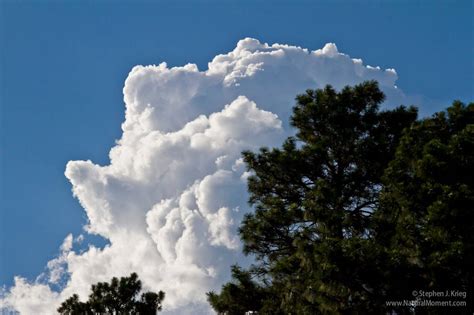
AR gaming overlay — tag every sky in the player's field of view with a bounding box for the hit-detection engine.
[0,0,472,314]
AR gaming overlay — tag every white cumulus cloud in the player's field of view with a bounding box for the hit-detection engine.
[0,38,409,314]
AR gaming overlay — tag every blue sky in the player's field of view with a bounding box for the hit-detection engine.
[0,0,472,293]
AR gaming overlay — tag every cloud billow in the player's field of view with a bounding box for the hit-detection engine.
[0,38,406,314]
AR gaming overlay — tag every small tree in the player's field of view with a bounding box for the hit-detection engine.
[58,273,165,315]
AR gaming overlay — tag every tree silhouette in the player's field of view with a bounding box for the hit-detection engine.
[58,273,165,315]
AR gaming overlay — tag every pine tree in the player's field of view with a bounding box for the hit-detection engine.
[209,82,473,313]
[58,273,165,315]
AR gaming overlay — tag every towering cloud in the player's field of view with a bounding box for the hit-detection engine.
[1,38,407,314]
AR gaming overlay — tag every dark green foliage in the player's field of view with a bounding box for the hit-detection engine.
[57,273,165,315]
[57,294,90,314]
[207,266,282,315]
[208,81,473,314]
[372,101,474,313]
